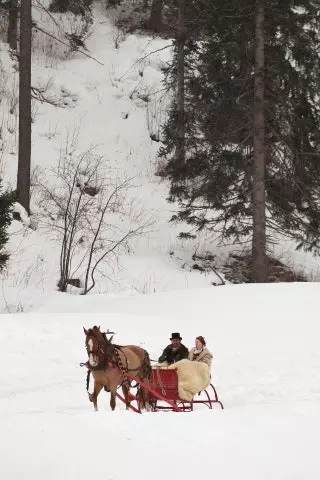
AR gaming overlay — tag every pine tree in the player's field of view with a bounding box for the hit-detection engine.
[159,0,202,177]
[160,0,320,272]
[0,0,18,50]
[147,0,164,32]
[7,0,18,50]
[0,181,14,270]
[252,0,266,281]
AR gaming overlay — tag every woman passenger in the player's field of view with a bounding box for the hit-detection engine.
[188,336,213,368]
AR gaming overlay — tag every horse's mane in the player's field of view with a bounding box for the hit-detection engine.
[87,326,124,349]
[102,332,123,349]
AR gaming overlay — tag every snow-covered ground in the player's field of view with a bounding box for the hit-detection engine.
[1,7,320,478]
[1,283,320,479]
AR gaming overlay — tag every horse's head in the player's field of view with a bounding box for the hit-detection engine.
[84,326,110,368]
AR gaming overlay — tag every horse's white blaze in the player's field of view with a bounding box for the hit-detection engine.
[88,339,98,366]
[89,354,97,366]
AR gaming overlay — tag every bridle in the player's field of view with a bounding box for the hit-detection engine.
[86,336,106,357]
[85,330,114,370]
[85,328,130,384]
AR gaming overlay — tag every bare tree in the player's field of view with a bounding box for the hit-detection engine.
[252,0,266,282]
[83,180,147,294]
[17,0,32,214]
[7,0,18,50]
[36,149,152,293]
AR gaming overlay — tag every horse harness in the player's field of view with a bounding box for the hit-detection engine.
[81,331,133,391]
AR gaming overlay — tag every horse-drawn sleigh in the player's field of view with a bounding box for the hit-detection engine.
[81,326,224,413]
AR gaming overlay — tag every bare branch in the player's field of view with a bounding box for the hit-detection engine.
[118,44,173,81]
[31,85,66,108]
[85,225,146,295]
[33,24,104,66]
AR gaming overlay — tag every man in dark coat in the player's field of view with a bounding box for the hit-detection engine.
[158,333,189,365]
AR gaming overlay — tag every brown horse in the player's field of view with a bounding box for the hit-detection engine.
[83,326,151,412]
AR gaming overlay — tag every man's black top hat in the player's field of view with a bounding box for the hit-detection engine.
[170,332,182,340]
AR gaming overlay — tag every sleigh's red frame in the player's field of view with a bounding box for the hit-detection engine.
[115,366,224,413]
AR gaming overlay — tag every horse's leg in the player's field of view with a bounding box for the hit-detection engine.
[134,368,150,412]
[110,391,116,411]
[88,381,103,411]
[140,351,152,411]
[141,377,151,412]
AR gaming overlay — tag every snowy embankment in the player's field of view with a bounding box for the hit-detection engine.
[1,5,223,310]
[1,5,320,314]
[1,283,320,479]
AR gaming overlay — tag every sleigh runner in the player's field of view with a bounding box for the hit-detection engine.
[82,326,224,413]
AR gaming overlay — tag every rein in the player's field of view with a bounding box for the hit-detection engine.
[80,349,131,392]
[80,361,91,391]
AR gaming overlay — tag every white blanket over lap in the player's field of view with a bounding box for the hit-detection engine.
[167,359,211,401]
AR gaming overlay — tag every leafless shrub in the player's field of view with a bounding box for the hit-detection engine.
[32,6,96,66]
[39,121,60,140]
[31,79,79,108]
[112,28,128,49]
[60,122,81,159]
[146,94,166,142]
[0,61,18,156]
[35,147,153,293]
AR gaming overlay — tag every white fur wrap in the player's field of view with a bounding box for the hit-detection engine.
[167,359,211,401]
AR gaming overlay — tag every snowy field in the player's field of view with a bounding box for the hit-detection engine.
[1,4,320,479]
[1,283,320,479]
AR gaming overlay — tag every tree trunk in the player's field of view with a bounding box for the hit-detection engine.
[147,0,164,32]
[17,0,32,215]
[252,0,266,282]
[7,0,18,50]
[176,0,185,167]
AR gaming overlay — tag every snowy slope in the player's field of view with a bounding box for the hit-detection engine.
[1,283,320,479]
[1,4,320,313]
[1,4,228,311]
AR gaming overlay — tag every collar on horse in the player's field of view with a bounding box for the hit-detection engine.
[82,329,131,391]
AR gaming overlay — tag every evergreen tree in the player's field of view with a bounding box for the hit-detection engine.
[7,0,19,50]
[49,0,92,16]
[160,0,320,265]
[159,0,202,174]
[1,0,19,50]
[147,0,164,32]
[0,181,14,270]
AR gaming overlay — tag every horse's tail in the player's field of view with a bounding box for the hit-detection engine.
[143,349,152,378]
[138,349,152,410]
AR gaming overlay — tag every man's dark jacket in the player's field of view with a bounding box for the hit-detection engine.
[158,344,189,364]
